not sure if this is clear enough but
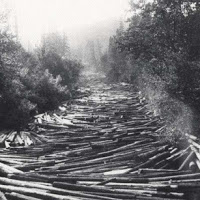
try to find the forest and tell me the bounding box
[101,0,200,138]
[0,11,83,131]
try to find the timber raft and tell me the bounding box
[0,75,200,200]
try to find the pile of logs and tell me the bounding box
[0,79,200,199]
[0,130,46,148]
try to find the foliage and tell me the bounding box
[102,0,200,136]
[38,50,82,89]
[0,22,82,130]
[0,31,36,130]
[41,32,69,58]
[39,32,83,89]
[100,22,128,82]
[29,70,69,112]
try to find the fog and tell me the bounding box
[9,0,129,48]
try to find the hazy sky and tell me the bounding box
[9,0,130,47]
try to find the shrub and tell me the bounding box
[38,51,82,89]
[138,70,193,143]
[0,77,35,130]
[32,70,70,112]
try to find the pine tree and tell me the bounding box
[84,40,97,67]
[41,32,70,58]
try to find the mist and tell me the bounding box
[7,0,129,51]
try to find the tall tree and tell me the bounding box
[84,40,97,67]
[41,32,70,58]
[95,39,102,63]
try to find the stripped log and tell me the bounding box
[0,77,199,200]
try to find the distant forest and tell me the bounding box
[101,0,200,137]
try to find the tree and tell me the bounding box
[95,39,102,63]
[84,40,97,67]
[103,0,200,134]
[41,32,70,58]
[100,21,128,82]
[0,10,81,130]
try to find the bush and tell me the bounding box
[32,70,70,112]
[138,70,193,143]
[38,51,83,89]
[0,78,35,130]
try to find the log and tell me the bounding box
[179,151,195,170]
[0,191,7,200]
[5,192,42,200]
[0,162,23,176]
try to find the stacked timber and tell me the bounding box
[185,133,200,171]
[0,130,46,148]
[0,78,199,199]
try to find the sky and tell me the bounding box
[7,0,130,47]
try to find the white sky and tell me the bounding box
[9,0,129,47]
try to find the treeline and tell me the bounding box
[0,16,83,130]
[101,0,200,136]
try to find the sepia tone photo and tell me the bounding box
[0,0,200,199]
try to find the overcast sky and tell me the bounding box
[8,0,129,47]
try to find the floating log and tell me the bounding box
[0,78,199,200]
[0,162,23,176]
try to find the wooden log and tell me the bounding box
[185,133,198,141]
[191,146,200,161]
[149,173,200,182]
[5,192,42,200]
[179,151,195,170]
[8,174,50,184]
[0,184,81,200]
[196,159,200,170]
[35,123,69,129]
[0,162,23,176]
[137,168,178,175]
[0,191,7,200]
[53,181,137,195]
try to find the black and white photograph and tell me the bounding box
[0,0,200,199]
